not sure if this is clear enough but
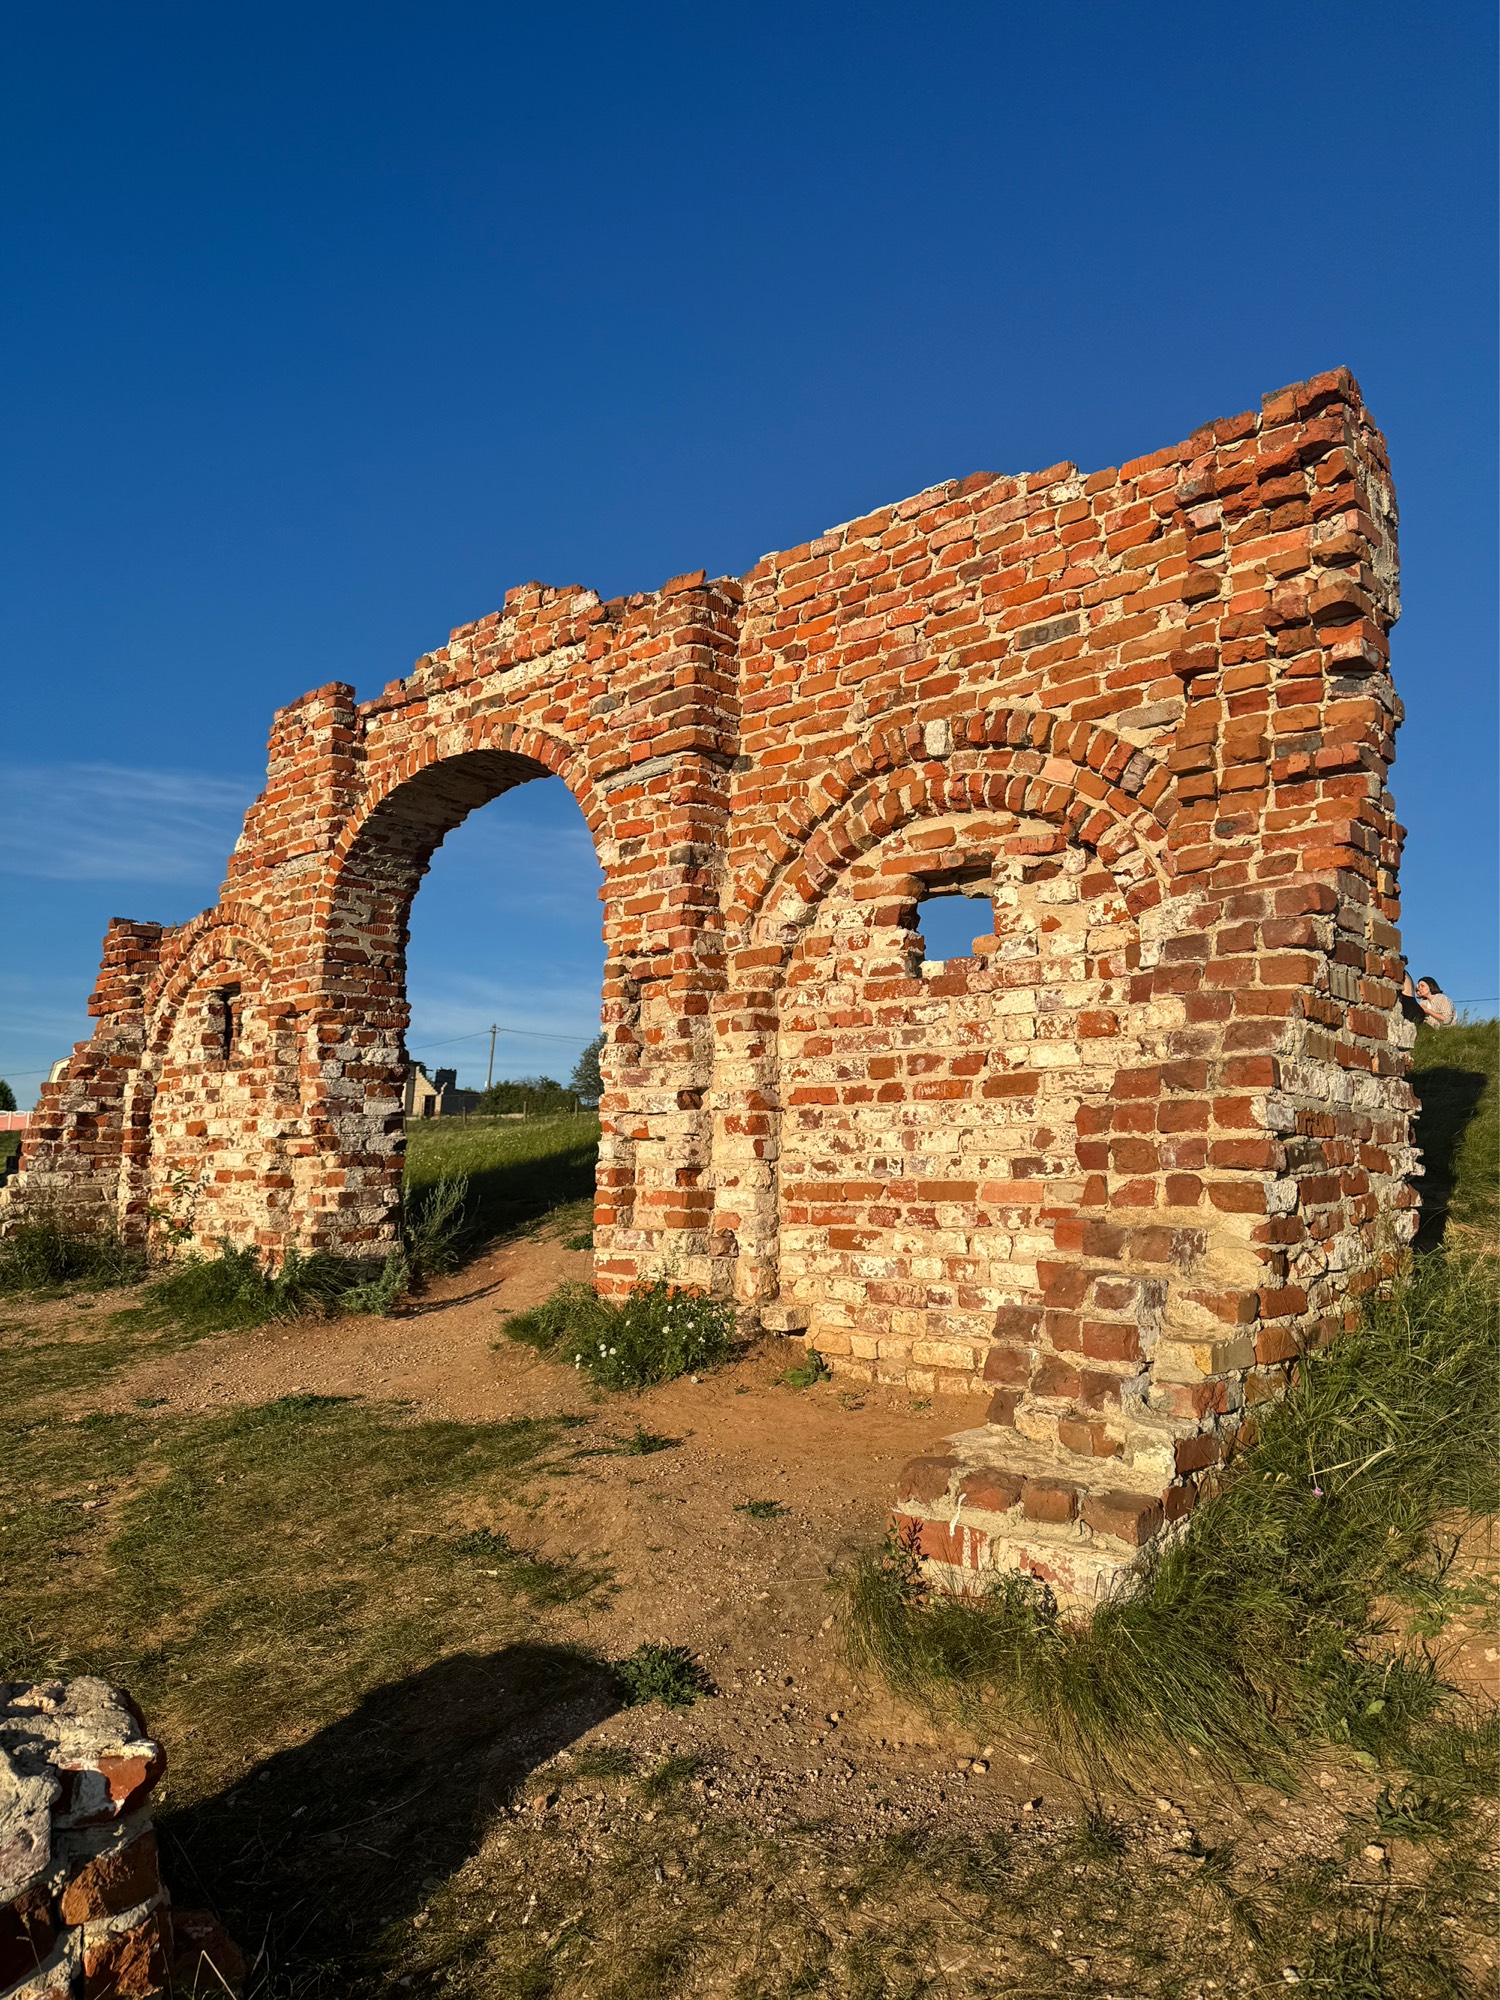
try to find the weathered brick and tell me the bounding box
[1021,1478,1079,1524]
[1081,1489,1165,1545]
[1,373,1414,1587]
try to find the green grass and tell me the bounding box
[500,1277,736,1390]
[0,1211,146,1293]
[1411,1018,1499,1243]
[0,1389,608,1750]
[128,1242,375,1335]
[389,1771,1492,2000]
[403,1112,600,1249]
[847,1246,1499,1789]
[124,1176,477,1334]
[0,1336,628,1994]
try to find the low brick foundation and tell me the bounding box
[4,370,1417,1584]
[0,1680,241,2000]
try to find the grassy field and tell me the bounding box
[0,1042,1493,1996]
[404,1112,600,1251]
[1409,1020,1499,1245]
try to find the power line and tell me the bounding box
[1,1019,600,1079]
[408,1022,598,1052]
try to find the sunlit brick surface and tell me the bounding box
[3,371,1418,1586]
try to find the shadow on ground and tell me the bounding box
[452,1135,598,1261]
[159,1644,620,1996]
[1410,1061,1489,1249]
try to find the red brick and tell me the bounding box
[1021,1478,1078,1524]
[1081,1489,1164,1545]
[958,1467,1023,1513]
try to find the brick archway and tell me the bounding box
[7,371,1419,1589]
[710,735,1184,1322]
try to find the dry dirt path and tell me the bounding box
[102,1228,1392,1865]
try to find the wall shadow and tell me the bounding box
[1408,1063,1489,1249]
[462,1131,600,1247]
[157,1644,620,1990]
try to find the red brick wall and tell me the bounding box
[3,370,1416,1567]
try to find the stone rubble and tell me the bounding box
[0,1680,240,2000]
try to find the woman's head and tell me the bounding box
[1417,976,1444,997]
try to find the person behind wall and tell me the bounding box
[1401,973,1457,1027]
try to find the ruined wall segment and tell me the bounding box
[4,371,1414,1590]
[0,1677,241,2000]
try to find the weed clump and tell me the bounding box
[0,1213,145,1294]
[501,1278,734,1390]
[132,1175,474,1332]
[781,1346,832,1390]
[617,1426,681,1456]
[614,1645,713,1710]
[846,1248,1500,1785]
[137,1243,363,1333]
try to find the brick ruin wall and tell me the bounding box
[2,370,1417,1592]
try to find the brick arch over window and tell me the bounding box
[139,905,275,1024]
[105,911,277,1246]
[711,734,1183,1328]
[730,711,1175,959]
[136,932,293,1252]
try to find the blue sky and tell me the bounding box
[2,2,1495,1104]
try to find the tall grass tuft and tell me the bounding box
[136,1242,366,1333]
[0,1212,146,1293]
[500,1277,735,1389]
[847,1247,1500,1784]
[404,1173,471,1276]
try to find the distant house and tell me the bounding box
[404,1062,446,1119]
[404,1063,483,1119]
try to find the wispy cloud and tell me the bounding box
[0,764,256,884]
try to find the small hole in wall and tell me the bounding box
[215,986,241,1064]
[914,894,991,965]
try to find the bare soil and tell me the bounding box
[102,1227,1498,1860]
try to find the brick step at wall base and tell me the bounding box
[894,1424,1190,1606]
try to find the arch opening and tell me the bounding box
[302,753,609,1262]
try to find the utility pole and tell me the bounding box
[485,1024,497,1091]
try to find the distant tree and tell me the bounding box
[477,1075,574,1117]
[571,1034,605,1105]
[0,1080,15,1112]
